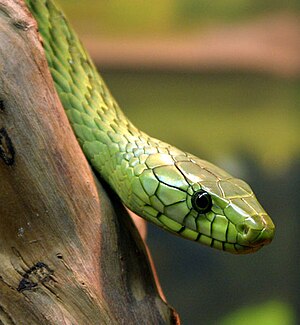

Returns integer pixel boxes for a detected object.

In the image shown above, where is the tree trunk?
[0,1,179,324]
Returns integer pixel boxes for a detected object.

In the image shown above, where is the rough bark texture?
[0,1,179,324]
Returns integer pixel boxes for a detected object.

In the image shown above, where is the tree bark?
[0,1,179,324]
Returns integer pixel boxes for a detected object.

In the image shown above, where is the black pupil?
[192,190,212,213]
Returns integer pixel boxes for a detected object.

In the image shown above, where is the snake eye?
[192,190,212,214]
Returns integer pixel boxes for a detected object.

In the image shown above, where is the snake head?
[179,156,275,254]
[134,151,275,254]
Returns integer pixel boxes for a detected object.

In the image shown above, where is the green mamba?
[25,0,275,254]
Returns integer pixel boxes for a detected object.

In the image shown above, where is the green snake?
[25,0,275,254]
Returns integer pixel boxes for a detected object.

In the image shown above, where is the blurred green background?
[57,1,299,324]
[57,0,300,37]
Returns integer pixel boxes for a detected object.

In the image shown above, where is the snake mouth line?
[206,236,263,254]
[175,226,264,254]
[155,210,273,254]
[208,229,272,253]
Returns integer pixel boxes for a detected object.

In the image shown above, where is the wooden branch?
[0,1,179,324]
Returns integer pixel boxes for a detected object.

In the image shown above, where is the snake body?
[25,0,275,254]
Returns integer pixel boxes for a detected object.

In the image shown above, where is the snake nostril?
[237,223,250,236]
[236,217,275,247]
[243,225,249,236]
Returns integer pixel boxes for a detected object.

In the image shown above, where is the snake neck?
[26,0,176,222]
[84,120,182,216]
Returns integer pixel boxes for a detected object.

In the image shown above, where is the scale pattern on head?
[26,0,275,254]
[126,148,275,254]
